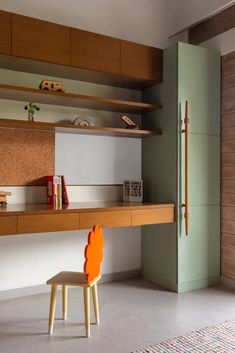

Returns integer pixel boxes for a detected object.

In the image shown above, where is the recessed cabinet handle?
[182,101,190,236]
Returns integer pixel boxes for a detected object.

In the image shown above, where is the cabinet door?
[12,14,70,65]
[121,40,163,82]
[71,28,120,74]
[180,134,220,206]
[178,205,220,291]
[0,10,11,55]
[178,43,220,135]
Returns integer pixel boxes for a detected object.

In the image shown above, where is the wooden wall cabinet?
[0,10,11,55]
[12,14,70,66]
[71,28,120,75]
[121,40,163,82]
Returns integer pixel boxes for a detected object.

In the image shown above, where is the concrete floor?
[0,279,235,353]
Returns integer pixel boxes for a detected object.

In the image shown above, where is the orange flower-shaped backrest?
[84,225,104,283]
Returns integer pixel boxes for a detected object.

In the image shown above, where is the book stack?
[47,175,69,207]
[0,191,11,207]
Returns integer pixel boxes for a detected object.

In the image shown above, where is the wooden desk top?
[0,202,174,216]
[0,202,175,235]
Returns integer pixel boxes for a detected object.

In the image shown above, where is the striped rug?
[133,320,235,352]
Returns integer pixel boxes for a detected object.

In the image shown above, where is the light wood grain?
[18,213,79,234]
[0,10,11,55]
[121,40,163,82]
[0,84,161,114]
[47,271,101,287]
[71,28,120,75]
[0,216,17,236]
[12,14,70,65]
[80,210,132,229]
[0,118,161,139]
[0,203,175,235]
[132,208,174,226]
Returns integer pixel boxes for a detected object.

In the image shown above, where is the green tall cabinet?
[141,42,220,292]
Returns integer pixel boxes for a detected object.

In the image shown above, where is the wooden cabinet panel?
[0,10,11,55]
[12,14,70,65]
[132,208,174,226]
[71,28,120,74]
[0,216,17,236]
[80,211,131,229]
[121,40,163,82]
[18,214,79,234]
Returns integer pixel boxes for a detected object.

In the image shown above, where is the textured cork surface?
[0,129,55,185]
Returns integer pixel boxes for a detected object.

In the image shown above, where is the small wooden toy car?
[39,80,65,92]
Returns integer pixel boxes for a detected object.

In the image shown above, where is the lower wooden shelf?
[0,118,162,138]
[0,202,175,235]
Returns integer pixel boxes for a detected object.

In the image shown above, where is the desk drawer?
[18,213,79,234]
[80,210,132,229]
[0,216,18,235]
[132,207,174,226]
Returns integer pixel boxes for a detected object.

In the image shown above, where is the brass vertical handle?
[182,101,190,236]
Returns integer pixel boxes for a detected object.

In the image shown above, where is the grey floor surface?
[0,278,235,353]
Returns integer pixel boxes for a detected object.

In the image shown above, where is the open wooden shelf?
[0,118,162,138]
[0,84,161,114]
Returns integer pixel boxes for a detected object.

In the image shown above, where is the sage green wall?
[141,43,220,292]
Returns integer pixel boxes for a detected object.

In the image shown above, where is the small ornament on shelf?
[24,101,40,122]
[73,116,94,127]
[123,180,143,202]
[0,191,11,207]
[39,80,65,92]
[121,115,139,130]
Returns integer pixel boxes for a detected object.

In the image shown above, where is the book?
[47,175,68,207]
[47,175,62,207]
[61,175,69,205]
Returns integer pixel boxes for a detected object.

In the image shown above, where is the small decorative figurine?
[0,191,11,207]
[39,80,65,92]
[121,115,139,130]
[24,101,40,122]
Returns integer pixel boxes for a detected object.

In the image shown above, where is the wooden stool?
[47,225,104,337]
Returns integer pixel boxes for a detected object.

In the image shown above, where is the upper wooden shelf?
[0,118,162,138]
[0,84,161,114]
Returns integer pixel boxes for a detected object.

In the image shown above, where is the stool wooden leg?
[48,284,57,335]
[62,285,68,320]
[92,283,99,325]
[84,287,90,338]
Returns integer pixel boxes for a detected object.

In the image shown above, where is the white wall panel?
[56,133,141,185]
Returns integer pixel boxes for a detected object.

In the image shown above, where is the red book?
[61,175,69,205]
[47,176,61,207]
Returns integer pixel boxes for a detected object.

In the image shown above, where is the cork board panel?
[0,129,55,185]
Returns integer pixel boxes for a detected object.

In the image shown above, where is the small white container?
[123,180,143,202]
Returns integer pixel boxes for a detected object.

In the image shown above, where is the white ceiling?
[0,0,233,48]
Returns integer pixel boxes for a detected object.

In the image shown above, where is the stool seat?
[47,225,104,337]
[47,271,101,287]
